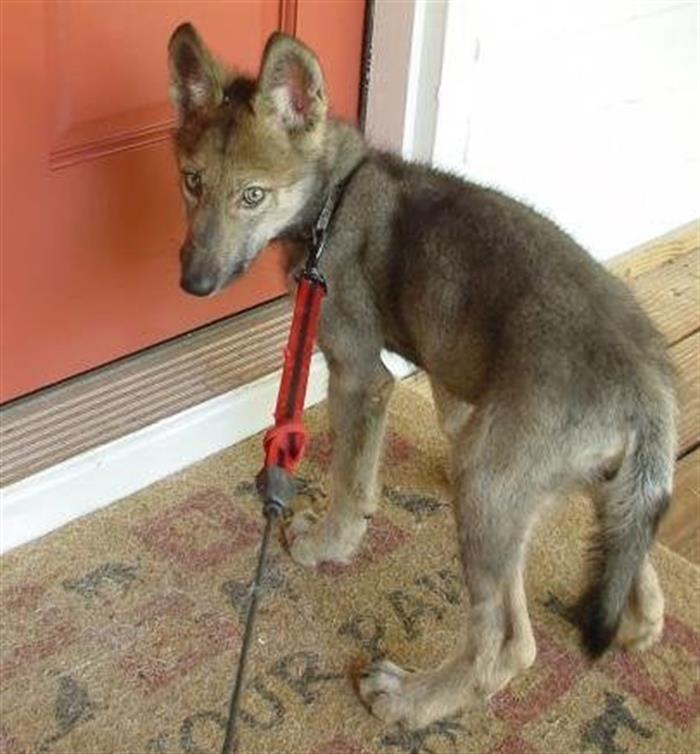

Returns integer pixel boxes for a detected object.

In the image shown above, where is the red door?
[0,0,366,403]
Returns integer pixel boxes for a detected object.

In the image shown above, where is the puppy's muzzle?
[179,241,218,297]
[180,270,217,297]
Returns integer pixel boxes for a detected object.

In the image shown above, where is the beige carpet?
[1,382,699,754]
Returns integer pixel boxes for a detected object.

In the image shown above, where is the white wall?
[432,0,700,259]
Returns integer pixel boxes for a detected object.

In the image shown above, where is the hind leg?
[359,410,539,726]
[429,378,473,481]
[615,556,664,651]
[583,463,670,655]
[430,378,473,444]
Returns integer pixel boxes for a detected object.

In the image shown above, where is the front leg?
[290,357,394,567]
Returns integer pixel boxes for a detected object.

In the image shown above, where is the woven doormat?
[1,383,698,754]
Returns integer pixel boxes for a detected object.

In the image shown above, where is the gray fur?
[168,26,677,725]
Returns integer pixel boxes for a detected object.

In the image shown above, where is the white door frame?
[364,0,453,162]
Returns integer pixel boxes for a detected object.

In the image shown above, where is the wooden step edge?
[608,219,699,282]
[0,315,290,446]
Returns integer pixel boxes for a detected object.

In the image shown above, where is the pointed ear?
[168,23,225,121]
[256,33,327,131]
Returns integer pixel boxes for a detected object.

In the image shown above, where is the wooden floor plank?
[659,450,700,565]
[626,248,700,346]
[609,221,698,281]
[671,332,700,457]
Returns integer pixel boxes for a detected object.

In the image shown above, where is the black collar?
[305,157,367,272]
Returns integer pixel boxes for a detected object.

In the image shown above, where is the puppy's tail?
[581,393,676,657]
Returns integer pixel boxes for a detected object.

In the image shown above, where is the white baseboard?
[0,350,416,555]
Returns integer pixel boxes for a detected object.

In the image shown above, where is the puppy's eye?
[182,171,202,198]
[242,186,266,208]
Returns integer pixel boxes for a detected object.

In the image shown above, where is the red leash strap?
[262,274,326,474]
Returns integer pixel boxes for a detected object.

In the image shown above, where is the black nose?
[180,273,216,297]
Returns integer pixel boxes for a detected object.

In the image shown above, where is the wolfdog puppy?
[168,24,676,727]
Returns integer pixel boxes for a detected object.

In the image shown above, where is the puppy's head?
[168,24,327,296]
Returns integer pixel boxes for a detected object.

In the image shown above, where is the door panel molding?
[45,0,294,170]
[50,106,174,169]
[279,0,298,35]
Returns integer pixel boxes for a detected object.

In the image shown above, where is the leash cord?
[220,510,278,754]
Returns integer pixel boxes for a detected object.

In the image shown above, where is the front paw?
[358,660,417,726]
[286,511,367,568]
